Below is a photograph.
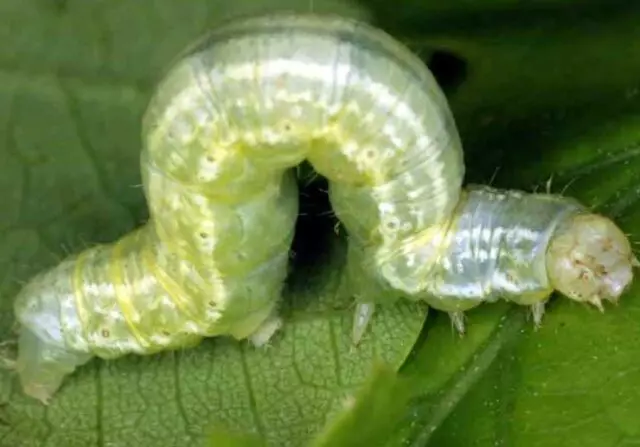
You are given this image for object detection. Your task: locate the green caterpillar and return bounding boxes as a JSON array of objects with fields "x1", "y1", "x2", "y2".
[{"x1": 12, "y1": 13, "x2": 636, "y2": 405}]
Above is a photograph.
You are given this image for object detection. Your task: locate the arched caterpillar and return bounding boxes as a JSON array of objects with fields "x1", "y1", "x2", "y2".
[{"x1": 11, "y1": 13, "x2": 637, "y2": 405}]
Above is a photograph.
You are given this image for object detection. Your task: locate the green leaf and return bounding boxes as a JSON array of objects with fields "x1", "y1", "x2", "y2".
[
  {"x1": 0, "y1": 68, "x2": 425, "y2": 446},
  {"x1": 372, "y1": 2, "x2": 640, "y2": 446},
  {"x1": 1, "y1": 1, "x2": 640, "y2": 447},
  {"x1": 0, "y1": 5, "x2": 424, "y2": 447},
  {"x1": 310, "y1": 363, "x2": 416, "y2": 447},
  {"x1": 205, "y1": 426, "x2": 265, "y2": 447}
]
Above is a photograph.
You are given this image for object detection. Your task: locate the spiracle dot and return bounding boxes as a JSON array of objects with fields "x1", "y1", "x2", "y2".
[{"x1": 386, "y1": 219, "x2": 399, "y2": 231}]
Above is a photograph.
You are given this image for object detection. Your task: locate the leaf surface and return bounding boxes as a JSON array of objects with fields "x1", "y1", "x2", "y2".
[{"x1": 1, "y1": 1, "x2": 640, "y2": 447}]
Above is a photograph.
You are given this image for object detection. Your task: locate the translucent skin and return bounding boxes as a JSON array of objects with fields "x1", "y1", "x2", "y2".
[
  {"x1": 12, "y1": 13, "x2": 636, "y2": 403},
  {"x1": 403, "y1": 186, "x2": 588, "y2": 310},
  {"x1": 14, "y1": 14, "x2": 464, "y2": 404},
  {"x1": 348, "y1": 186, "x2": 635, "y2": 337},
  {"x1": 15, "y1": 178, "x2": 296, "y2": 404}
]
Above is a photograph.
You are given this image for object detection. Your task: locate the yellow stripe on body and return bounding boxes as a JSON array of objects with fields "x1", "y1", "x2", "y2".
[
  {"x1": 109, "y1": 236, "x2": 151, "y2": 350},
  {"x1": 72, "y1": 250, "x2": 91, "y2": 346},
  {"x1": 140, "y1": 240, "x2": 201, "y2": 323}
]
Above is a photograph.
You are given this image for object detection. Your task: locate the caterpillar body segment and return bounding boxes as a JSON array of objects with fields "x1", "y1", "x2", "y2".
[
  {"x1": 351, "y1": 186, "x2": 637, "y2": 340},
  {"x1": 13, "y1": 13, "x2": 464, "y2": 404},
  {"x1": 15, "y1": 177, "x2": 295, "y2": 404},
  {"x1": 11, "y1": 13, "x2": 637, "y2": 404}
]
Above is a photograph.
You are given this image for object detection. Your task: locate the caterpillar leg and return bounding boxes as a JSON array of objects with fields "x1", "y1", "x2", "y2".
[
  {"x1": 530, "y1": 302, "x2": 546, "y2": 328},
  {"x1": 449, "y1": 311, "x2": 466, "y2": 335},
  {"x1": 248, "y1": 314, "x2": 283, "y2": 348},
  {"x1": 16, "y1": 328, "x2": 91, "y2": 405},
  {"x1": 352, "y1": 302, "x2": 376, "y2": 345}
]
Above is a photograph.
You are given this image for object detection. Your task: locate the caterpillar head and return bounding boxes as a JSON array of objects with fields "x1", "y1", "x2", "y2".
[{"x1": 546, "y1": 213, "x2": 638, "y2": 310}]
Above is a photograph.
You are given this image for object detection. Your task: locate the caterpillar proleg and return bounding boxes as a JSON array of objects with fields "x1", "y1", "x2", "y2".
[{"x1": 11, "y1": 13, "x2": 637, "y2": 404}]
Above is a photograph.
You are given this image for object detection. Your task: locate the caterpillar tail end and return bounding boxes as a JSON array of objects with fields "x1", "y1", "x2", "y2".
[
  {"x1": 547, "y1": 213, "x2": 637, "y2": 310},
  {"x1": 16, "y1": 328, "x2": 90, "y2": 405}
]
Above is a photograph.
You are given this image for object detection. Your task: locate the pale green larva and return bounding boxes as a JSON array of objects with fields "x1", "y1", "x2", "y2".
[{"x1": 11, "y1": 13, "x2": 637, "y2": 405}]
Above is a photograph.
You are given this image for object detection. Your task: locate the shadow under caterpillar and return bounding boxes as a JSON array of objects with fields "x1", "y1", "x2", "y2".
[{"x1": 11, "y1": 13, "x2": 638, "y2": 404}]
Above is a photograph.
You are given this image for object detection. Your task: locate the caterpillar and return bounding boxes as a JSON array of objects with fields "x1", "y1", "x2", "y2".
[{"x1": 11, "y1": 13, "x2": 637, "y2": 405}]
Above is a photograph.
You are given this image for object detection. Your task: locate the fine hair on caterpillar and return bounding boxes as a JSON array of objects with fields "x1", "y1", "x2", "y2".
[{"x1": 8, "y1": 12, "x2": 638, "y2": 405}]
